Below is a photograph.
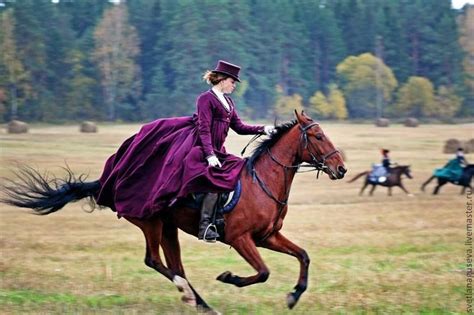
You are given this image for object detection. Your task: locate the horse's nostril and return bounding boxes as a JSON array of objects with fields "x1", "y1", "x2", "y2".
[{"x1": 338, "y1": 166, "x2": 347, "y2": 175}]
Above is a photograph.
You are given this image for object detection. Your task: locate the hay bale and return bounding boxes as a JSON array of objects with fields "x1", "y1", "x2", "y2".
[
  {"x1": 443, "y1": 138, "x2": 462, "y2": 154},
  {"x1": 404, "y1": 117, "x2": 419, "y2": 127},
  {"x1": 375, "y1": 118, "x2": 390, "y2": 127},
  {"x1": 7, "y1": 120, "x2": 28, "y2": 134},
  {"x1": 80, "y1": 121, "x2": 97, "y2": 133},
  {"x1": 465, "y1": 139, "x2": 474, "y2": 154}
]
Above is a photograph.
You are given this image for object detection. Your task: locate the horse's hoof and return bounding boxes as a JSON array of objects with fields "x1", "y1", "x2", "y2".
[
  {"x1": 287, "y1": 292, "x2": 297, "y2": 309},
  {"x1": 216, "y1": 271, "x2": 232, "y2": 283}
]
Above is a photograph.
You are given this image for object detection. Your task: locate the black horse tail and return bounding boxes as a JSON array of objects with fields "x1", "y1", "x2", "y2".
[
  {"x1": 347, "y1": 171, "x2": 368, "y2": 183},
  {"x1": 1, "y1": 166, "x2": 101, "y2": 215}
]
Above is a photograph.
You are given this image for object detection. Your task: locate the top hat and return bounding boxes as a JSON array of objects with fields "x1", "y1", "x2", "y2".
[{"x1": 212, "y1": 60, "x2": 241, "y2": 82}]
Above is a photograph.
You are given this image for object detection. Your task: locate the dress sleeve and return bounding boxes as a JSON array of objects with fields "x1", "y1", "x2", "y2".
[
  {"x1": 196, "y1": 95, "x2": 215, "y2": 157},
  {"x1": 229, "y1": 101, "x2": 264, "y2": 135}
]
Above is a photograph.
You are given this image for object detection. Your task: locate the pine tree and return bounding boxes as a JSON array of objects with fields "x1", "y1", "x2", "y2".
[
  {"x1": 0, "y1": 8, "x2": 30, "y2": 121},
  {"x1": 458, "y1": 5, "x2": 474, "y2": 116}
]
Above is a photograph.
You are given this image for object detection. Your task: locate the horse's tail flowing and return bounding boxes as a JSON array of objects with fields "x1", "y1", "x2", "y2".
[
  {"x1": 347, "y1": 171, "x2": 368, "y2": 183},
  {"x1": 1, "y1": 166, "x2": 101, "y2": 215}
]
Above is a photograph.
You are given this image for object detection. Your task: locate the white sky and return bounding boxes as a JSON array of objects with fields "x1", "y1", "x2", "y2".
[{"x1": 452, "y1": 0, "x2": 474, "y2": 9}]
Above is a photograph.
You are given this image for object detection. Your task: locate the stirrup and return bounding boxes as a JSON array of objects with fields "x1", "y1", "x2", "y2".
[{"x1": 200, "y1": 223, "x2": 219, "y2": 243}]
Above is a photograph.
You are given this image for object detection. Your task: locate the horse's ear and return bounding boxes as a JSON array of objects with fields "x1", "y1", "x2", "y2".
[
  {"x1": 295, "y1": 110, "x2": 313, "y2": 125},
  {"x1": 301, "y1": 110, "x2": 313, "y2": 121}
]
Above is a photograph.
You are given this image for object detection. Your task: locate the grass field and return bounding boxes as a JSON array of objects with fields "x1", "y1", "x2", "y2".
[{"x1": 0, "y1": 122, "x2": 472, "y2": 314}]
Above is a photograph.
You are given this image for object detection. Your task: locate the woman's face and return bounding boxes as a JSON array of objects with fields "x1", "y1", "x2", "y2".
[{"x1": 219, "y1": 78, "x2": 236, "y2": 94}]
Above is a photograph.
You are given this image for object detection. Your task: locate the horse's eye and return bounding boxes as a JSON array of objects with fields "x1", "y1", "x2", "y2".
[{"x1": 315, "y1": 133, "x2": 323, "y2": 140}]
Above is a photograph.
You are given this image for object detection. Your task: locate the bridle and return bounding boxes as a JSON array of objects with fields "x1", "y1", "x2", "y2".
[{"x1": 250, "y1": 122, "x2": 339, "y2": 242}]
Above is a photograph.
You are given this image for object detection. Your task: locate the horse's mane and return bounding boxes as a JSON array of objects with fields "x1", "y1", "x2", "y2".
[{"x1": 246, "y1": 120, "x2": 297, "y2": 173}]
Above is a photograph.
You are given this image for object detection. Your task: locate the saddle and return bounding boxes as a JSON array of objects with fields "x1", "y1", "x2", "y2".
[
  {"x1": 434, "y1": 159, "x2": 464, "y2": 183},
  {"x1": 369, "y1": 164, "x2": 388, "y2": 184},
  {"x1": 178, "y1": 181, "x2": 242, "y2": 239}
]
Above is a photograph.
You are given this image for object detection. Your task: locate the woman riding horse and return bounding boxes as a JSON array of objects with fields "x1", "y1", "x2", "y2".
[
  {"x1": 2, "y1": 112, "x2": 346, "y2": 313},
  {"x1": 95, "y1": 60, "x2": 276, "y2": 241},
  {"x1": 2, "y1": 60, "x2": 348, "y2": 313}
]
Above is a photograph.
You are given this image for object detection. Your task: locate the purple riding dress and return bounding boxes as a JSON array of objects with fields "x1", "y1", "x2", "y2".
[{"x1": 95, "y1": 90, "x2": 264, "y2": 219}]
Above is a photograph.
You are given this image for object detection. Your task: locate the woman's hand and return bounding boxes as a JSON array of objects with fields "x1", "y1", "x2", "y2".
[
  {"x1": 264, "y1": 125, "x2": 277, "y2": 136},
  {"x1": 206, "y1": 155, "x2": 222, "y2": 168}
]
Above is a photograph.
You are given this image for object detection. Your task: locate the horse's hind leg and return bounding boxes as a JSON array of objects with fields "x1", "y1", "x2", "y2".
[
  {"x1": 421, "y1": 176, "x2": 434, "y2": 192},
  {"x1": 369, "y1": 185, "x2": 377, "y2": 196},
  {"x1": 259, "y1": 232, "x2": 309, "y2": 309},
  {"x1": 433, "y1": 180, "x2": 447, "y2": 195},
  {"x1": 161, "y1": 224, "x2": 216, "y2": 313},
  {"x1": 217, "y1": 233, "x2": 270, "y2": 287},
  {"x1": 359, "y1": 181, "x2": 369, "y2": 195},
  {"x1": 126, "y1": 217, "x2": 175, "y2": 279},
  {"x1": 126, "y1": 217, "x2": 198, "y2": 307}
]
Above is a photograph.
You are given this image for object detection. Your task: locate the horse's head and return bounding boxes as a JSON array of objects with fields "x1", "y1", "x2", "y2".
[
  {"x1": 400, "y1": 165, "x2": 413, "y2": 179},
  {"x1": 295, "y1": 111, "x2": 346, "y2": 180}
]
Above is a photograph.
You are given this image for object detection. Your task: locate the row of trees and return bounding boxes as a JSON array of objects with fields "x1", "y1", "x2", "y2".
[
  {"x1": 0, "y1": 0, "x2": 472, "y2": 122},
  {"x1": 275, "y1": 53, "x2": 463, "y2": 120}
]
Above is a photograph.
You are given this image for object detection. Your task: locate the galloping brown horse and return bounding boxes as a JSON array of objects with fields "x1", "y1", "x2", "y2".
[
  {"x1": 348, "y1": 165, "x2": 413, "y2": 196},
  {"x1": 2, "y1": 111, "x2": 346, "y2": 313}
]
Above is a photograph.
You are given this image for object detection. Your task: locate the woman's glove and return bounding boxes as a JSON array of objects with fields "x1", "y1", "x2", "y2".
[
  {"x1": 206, "y1": 155, "x2": 222, "y2": 168},
  {"x1": 264, "y1": 125, "x2": 277, "y2": 136}
]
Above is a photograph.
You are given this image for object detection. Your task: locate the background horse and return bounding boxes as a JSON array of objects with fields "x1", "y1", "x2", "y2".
[
  {"x1": 2, "y1": 111, "x2": 346, "y2": 314},
  {"x1": 421, "y1": 164, "x2": 473, "y2": 195},
  {"x1": 348, "y1": 165, "x2": 413, "y2": 196}
]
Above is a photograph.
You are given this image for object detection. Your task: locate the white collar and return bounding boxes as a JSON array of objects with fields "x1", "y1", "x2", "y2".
[
  {"x1": 211, "y1": 86, "x2": 231, "y2": 111},
  {"x1": 212, "y1": 86, "x2": 225, "y2": 97}
]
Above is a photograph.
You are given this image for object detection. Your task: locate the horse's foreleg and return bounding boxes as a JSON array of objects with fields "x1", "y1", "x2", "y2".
[
  {"x1": 388, "y1": 186, "x2": 392, "y2": 196},
  {"x1": 161, "y1": 225, "x2": 215, "y2": 313},
  {"x1": 217, "y1": 234, "x2": 270, "y2": 287},
  {"x1": 259, "y1": 232, "x2": 309, "y2": 309},
  {"x1": 398, "y1": 182, "x2": 411, "y2": 195}
]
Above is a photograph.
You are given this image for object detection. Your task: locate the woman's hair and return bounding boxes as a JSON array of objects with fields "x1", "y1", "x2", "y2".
[{"x1": 203, "y1": 71, "x2": 229, "y2": 85}]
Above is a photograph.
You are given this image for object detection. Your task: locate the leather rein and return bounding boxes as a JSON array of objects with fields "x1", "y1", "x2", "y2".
[{"x1": 250, "y1": 122, "x2": 339, "y2": 242}]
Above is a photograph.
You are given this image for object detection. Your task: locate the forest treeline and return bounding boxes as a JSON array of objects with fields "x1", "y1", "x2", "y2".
[{"x1": 0, "y1": 0, "x2": 472, "y2": 122}]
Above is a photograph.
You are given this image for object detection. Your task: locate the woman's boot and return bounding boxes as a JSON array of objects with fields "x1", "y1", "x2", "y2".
[{"x1": 198, "y1": 193, "x2": 220, "y2": 241}]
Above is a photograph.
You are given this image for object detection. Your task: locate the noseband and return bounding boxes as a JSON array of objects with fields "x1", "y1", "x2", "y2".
[
  {"x1": 298, "y1": 122, "x2": 340, "y2": 177},
  {"x1": 265, "y1": 122, "x2": 339, "y2": 178}
]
